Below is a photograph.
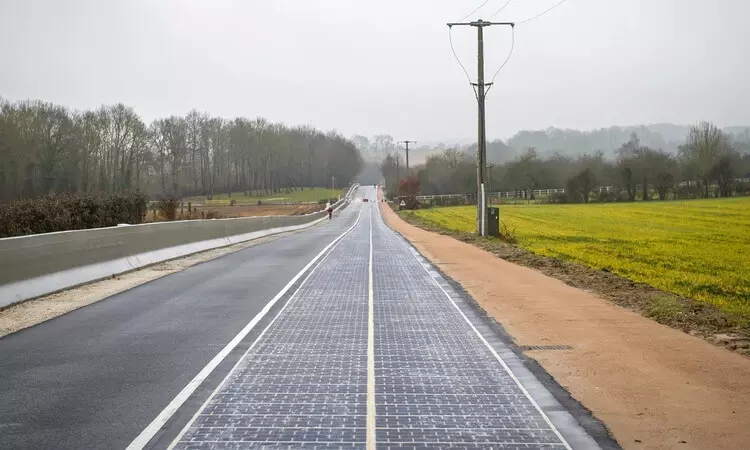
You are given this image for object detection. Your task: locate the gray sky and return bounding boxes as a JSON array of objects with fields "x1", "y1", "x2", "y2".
[{"x1": 1, "y1": 0, "x2": 748, "y2": 142}]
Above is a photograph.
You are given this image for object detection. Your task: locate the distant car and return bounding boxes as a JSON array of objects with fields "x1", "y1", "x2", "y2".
[{"x1": 363, "y1": 198, "x2": 369, "y2": 202}]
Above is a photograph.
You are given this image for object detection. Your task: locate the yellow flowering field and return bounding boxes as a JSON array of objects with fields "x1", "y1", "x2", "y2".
[{"x1": 411, "y1": 198, "x2": 750, "y2": 317}]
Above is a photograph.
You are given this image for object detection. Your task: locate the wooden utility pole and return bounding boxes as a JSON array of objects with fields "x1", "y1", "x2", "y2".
[
  {"x1": 447, "y1": 19, "x2": 514, "y2": 236},
  {"x1": 398, "y1": 140, "x2": 416, "y2": 171},
  {"x1": 396, "y1": 154, "x2": 401, "y2": 180}
]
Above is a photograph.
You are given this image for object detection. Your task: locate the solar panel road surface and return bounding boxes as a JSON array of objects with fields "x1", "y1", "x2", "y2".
[
  {"x1": 168, "y1": 187, "x2": 601, "y2": 449},
  {"x1": 0, "y1": 186, "x2": 605, "y2": 450}
]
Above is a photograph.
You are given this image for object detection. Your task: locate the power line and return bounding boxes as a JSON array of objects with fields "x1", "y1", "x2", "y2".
[
  {"x1": 459, "y1": 0, "x2": 491, "y2": 22},
  {"x1": 485, "y1": 26, "x2": 515, "y2": 95},
  {"x1": 448, "y1": 26, "x2": 476, "y2": 95},
  {"x1": 517, "y1": 0, "x2": 570, "y2": 25},
  {"x1": 488, "y1": 0, "x2": 513, "y2": 19},
  {"x1": 483, "y1": 0, "x2": 567, "y2": 88}
]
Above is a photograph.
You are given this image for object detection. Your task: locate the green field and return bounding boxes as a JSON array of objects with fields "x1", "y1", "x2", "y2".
[
  {"x1": 410, "y1": 198, "x2": 750, "y2": 317},
  {"x1": 187, "y1": 187, "x2": 344, "y2": 204}
]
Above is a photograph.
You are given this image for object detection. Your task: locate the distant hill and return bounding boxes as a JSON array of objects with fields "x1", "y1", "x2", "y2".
[
  {"x1": 504, "y1": 124, "x2": 750, "y2": 158},
  {"x1": 353, "y1": 124, "x2": 750, "y2": 167}
]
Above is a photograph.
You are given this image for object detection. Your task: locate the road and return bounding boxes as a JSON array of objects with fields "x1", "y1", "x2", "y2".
[{"x1": 0, "y1": 186, "x2": 605, "y2": 449}]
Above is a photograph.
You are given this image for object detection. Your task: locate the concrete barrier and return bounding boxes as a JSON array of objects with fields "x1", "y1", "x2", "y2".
[{"x1": 0, "y1": 185, "x2": 358, "y2": 308}]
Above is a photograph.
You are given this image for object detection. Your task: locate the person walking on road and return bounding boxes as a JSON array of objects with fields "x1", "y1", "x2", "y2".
[{"x1": 327, "y1": 205, "x2": 333, "y2": 220}]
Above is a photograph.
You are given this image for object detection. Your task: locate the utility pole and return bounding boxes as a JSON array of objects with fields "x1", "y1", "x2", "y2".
[
  {"x1": 396, "y1": 153, "x2": 400, "y2": 183},
  {"x1": 395, "y1": 154, "x2": 401, "y2": 201},
  {"x1": 447, "y1": 19, "x2": 514, "y2": 236},
  {"x1": 398, "y1": 140, "x2": 416, "y2": 171}
]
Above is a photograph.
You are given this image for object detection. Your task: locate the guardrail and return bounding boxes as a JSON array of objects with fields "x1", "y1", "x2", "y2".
[{"x1": 0, "y1": 184, "x2": 359, "y2": 308}]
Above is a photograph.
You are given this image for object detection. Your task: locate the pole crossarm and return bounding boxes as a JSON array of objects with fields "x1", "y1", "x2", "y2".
[{"x1": 447, "y1": 20, "x2": 515, "y2": 27}]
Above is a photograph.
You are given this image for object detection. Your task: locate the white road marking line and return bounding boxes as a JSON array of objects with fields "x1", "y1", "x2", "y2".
[
  {"x1": 375, "y1": 208, "x2": 574, "y2": 450},
  {"x1": 367, "y1": 202, "x2": 376, "y2": 450},
  {"x1": 125, "y1": 205, "x2": 363, "y2": 450},
  {"x1": 167, "y1": 217, "x2": 354, "y2": 449}
]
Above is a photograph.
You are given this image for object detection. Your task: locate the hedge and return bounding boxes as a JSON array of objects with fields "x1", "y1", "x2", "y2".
[{"x1": 0, "y1": 192, "x2": 148, "y2": 238}]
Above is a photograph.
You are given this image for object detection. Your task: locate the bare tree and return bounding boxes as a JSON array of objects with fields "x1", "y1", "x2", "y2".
[{"x1": 678, "y1": 121, "x2": 733, "y2": 198}]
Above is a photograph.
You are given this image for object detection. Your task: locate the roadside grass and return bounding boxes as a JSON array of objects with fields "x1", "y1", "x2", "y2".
[
  {"x1": 399, "y1": 198, "x2": 750, "y2": 351},
  {"x1": 186, "y1": 187, "x2": 344, "y2": 204}
]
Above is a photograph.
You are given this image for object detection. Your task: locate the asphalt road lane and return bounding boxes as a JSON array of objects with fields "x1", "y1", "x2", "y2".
[
  {"x1": 0, "y1": 203, "x2": 361, "y2": 450},
  {"x1": 169, "y1": 191, "x2": 602, "y2": 449}
]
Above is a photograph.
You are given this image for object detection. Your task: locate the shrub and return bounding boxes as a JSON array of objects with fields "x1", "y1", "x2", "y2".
[
  {"x1": 548, "y1": 192, "x2": 569, "y2": 204},
  {"x1": 675, "y1": 184, "x2": 702, "y2": 200},
  {"x1": 736, "y1": 182, "x2": 750, "y2": 196},
  {"x1": 0, "y1": 192, "x2": 147, "y2": 238},
  {"x1": 156, "y1": 198, "x2": 178, "y2": 221},
  {"x1": 499, "y1": 221, "x2": 518, "y2": 244},
  {"x1": 594, "y1": 190, "x2": 623, "y2": 203},
  {"x1": 399, "y1": 175, "x2": 421, "y2": 209}
]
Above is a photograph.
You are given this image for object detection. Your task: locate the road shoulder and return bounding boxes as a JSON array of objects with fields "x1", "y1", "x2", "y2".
[{"x1": 380, "y1": 202, "x2": 750, "y2": 450}]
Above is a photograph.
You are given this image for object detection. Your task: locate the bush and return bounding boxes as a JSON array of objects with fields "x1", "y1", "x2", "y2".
[
  {"x1": 594, "y1": 190, "x2": 624, "y2": 203},
  {"x1": 499, "y1": 221, "x2": 518, "y2": 244},
  {"x1": 0, "y1": 192, "x2": 147, "y2": 238},
  {"x1": 398, "y1": 175, "x2": 421, "y2": 209},
  {"x1": 548, "y1": 192, "x2": 569, "y2": 204},
  {"x1": 156, "y1": 198, "x2": 178, "y2": 221},
  {"x1": 675, "y1": 184, "x2": 702, "y2": 200}
]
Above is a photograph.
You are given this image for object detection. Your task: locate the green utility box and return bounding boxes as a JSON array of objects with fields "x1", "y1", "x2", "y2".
[{"x1": 487, "y1": 207, "x2": 500, "y2": 237}]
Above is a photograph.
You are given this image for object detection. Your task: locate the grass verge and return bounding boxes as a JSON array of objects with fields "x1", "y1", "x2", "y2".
[
  {"x1": 186, "y1": 187, "x2": 344, "y2": 204},
  {"x1": 398, "y1": 208, "x2": 750, "y2": 355}
]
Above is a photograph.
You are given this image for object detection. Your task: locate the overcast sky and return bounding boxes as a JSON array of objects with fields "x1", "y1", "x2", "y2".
[{"x1": 1, "y1": 0, "x2": 748, "y2": 142}]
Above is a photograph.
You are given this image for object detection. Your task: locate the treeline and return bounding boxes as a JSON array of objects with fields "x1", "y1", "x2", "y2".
[
  {"x1": 361, "y1": 124, "x2": 750, "y2": 169},
  {"x1": 0, "y1": 99, "x2": 363, "y2": 202},
  {"x1": 381, "y1": 122, "x2": 750, "y2": 203}
]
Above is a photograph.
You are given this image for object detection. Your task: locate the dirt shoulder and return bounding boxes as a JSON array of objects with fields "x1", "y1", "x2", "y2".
[{"x1": 381, "y1": 202, "x2": 750, "y2": 450}]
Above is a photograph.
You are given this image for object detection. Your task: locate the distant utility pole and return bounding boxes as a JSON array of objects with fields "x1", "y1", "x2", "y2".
[
  {"x1": 447, "y1": 19, "x2": 514, "y2": 237},
  {"x1": 396, "y1": 154, "x2": 400, "y2": 184},
  {"x1": 398, "y1": 140, "x2": 416, "y2": 170}
]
